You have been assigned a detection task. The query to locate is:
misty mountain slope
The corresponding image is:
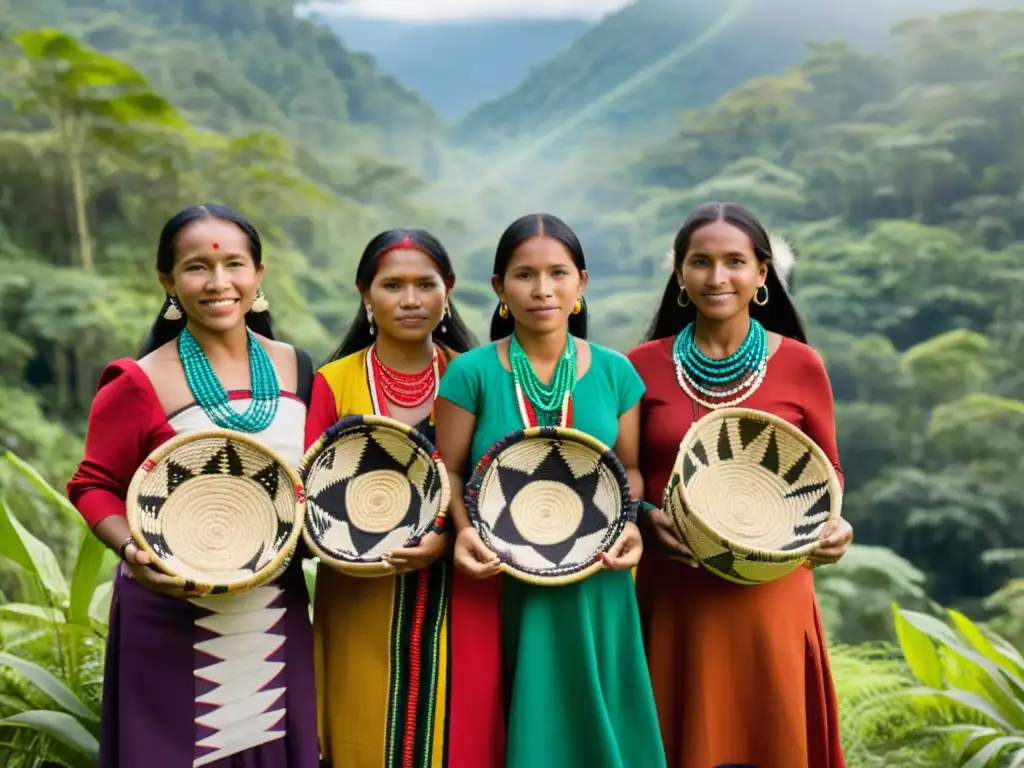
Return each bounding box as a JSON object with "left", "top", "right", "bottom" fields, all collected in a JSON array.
[
  {"left": 452, "top": 0, "right": 1022, "bottom": 154},
  {"left": 317, "top": 16, "right": 590, "bottom": 118},
  {"left": 4, "top": 0, "right": 442, "bottom": 156}
]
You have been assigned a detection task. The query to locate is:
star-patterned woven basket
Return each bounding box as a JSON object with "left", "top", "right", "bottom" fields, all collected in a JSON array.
[
  {"left": 466, "top": 426, "right": 631, "bottom": 586},
  {"left": 300, "top": 415, "right": 450, "bottom": 576},
  {"left": 664, "top": 407, "right": 842, "bottom": 585},
  {"left": 126, "top": 429, "right": 306, "bottom": 596}
]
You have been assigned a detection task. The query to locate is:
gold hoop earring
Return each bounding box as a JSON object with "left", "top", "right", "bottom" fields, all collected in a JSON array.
[
  {"left": 572, "top": 297, "right": 583, "bottom": 315},
  {"left": 498, "top": 303, "right": 509, "bottom": 319},
  {"left": 753, "top": 284, "right": 769, "bottom": 306},
  {"left": 676, "top": 287, "right": 690, "bottom": 308}
]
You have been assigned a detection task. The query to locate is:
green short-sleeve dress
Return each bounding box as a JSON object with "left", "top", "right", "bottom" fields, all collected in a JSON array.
[{"left": 438, "top": 341, "right": 666, "bottom": 768}]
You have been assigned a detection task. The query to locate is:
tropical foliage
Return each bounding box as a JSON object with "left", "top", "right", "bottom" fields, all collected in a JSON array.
[{"left": 1, "top": 1, "right": 1023, "bottom": 765}]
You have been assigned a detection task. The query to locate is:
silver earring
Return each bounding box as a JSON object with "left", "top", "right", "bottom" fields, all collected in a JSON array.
[
  {"left": 366, "top": 305, "right": 375, "bottom": 335},
  {"left": 163, "top": 295, "right": 182, "bottom": 320},
  {"left": 440, "top": 301, "right": 449, "bottom": 334}
]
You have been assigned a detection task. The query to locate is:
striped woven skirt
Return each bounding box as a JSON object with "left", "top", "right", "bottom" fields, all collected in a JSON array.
[{"left": 313, "top": 558, "right": 450, "bottom": 767}]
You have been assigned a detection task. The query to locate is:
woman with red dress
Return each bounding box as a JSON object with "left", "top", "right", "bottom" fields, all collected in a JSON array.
[{"left": 626, "top": 202, "right": 855, "bottom": 768}]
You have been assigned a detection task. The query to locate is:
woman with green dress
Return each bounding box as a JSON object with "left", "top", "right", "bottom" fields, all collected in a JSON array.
[{"left": 434, "top": 213, "right": 666, "bottom": 768}]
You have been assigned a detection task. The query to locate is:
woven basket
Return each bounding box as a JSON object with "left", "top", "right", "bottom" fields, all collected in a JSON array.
[
  {"left": 664, "top": 407, "right": 842, "bottom": 585},
  {"left": 126, "top": 429, "right": 305, "bottom": 596},
  {"left": 466, "top": 426, "right": 630, "bottom": 586},
  {"left": 300, "top": 415, "right": 450, "bottom": 576}
]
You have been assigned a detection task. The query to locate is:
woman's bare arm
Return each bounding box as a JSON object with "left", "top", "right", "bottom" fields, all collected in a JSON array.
[
  {"left": 434, "top": 396, "right": 477, "bottom": 532},
  {"left": 613, "top": 402, "right": 644, "bottom": 502}
]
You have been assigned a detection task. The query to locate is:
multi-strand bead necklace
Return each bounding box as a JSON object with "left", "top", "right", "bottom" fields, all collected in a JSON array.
[
  {"left": 672, "top": 319, "right": 768, "bottom": 409},
  {"left": 178, "top": 327, "right": 280, "bottom": 432},
  {"left": 509, "top": 333, "right": 576, "bottom": 428}
]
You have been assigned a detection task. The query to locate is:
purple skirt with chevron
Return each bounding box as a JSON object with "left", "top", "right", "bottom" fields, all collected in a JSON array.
[{"left": 98, "top": 561, "right": 318, "bottom": 767}]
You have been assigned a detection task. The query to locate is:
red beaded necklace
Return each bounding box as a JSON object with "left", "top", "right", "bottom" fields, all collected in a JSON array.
[{"left": 369, "top": 344, "right": 438, "bottom": 409}]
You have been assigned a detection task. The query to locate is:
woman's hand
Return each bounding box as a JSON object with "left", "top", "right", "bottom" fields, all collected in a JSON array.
[
  {"left": 647, "top": 507, "right": 698, "bottom": 567},
  {"left": 808, "top": 517, "right": 854, "bottom": 566},
  {"left": 385, "top": 532, "right": 449, "bottom": 574},
  {"left": 453, "top": 527, "right": 501, "bottom": 579},
  {"left": 122, "top": 543, "right": 195, "bottom": 598},
  {"left": 600, "top": 522, "right": 643, "bottom": 570}
]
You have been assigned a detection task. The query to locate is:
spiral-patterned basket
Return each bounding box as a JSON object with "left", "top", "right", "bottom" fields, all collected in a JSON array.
[
  {"left": 466, "top": 426, "right": 630, "bottom": 586},
  {"left": 126, "top": 429, "right": 305, "bottom": 596},
  {"left": 664, "top": 407, "right": 842, "bottom": 585},
  {"left": 300, "top": 415, "right": 450, "bottom": 576}
]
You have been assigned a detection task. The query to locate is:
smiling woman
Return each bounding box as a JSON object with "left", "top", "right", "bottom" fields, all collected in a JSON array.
[
  {"left": 628, "top": 202, "right": 853, "bottom": 768},
  {"left": 66, "top": 203, "right": 320, "bottom": 767}
]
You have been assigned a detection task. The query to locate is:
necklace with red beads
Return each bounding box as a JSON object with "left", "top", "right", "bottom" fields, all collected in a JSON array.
[{"left": 367, "top": 343, "right": 439, "bottom": 412}]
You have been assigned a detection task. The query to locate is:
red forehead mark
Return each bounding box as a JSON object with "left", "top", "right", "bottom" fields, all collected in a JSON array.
[{"left": 212, "top": 242, "right": 219, "bottom": 249}]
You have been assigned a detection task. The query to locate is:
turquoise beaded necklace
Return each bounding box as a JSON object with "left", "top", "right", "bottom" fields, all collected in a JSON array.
[
  {"left": 672, "top": 319, "right": 768, "bottom": 409},
  {"left": 178, "top": 327, "right": 280, "bottom": 432},
  {"left": 509, "top": 333, "right": 576, "bottom": 427}
]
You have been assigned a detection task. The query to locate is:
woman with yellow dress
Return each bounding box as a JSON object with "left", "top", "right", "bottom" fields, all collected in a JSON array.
[{"left": 303, "top": 229, "right": 476, "bottom": 767}]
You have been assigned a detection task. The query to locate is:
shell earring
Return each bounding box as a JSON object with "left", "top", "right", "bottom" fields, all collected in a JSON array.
[
  {"left": 366, "top": 304, "right": 375, "bottom": 335},
  {"left": 251, "top": 288, "right": 269, "bottom": 313},
  {"left": 163, "top": 295, "right": 183, "bottom": 320}
]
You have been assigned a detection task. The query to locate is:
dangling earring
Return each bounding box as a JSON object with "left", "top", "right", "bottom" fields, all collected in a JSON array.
[
  {"left": 753, "top": 284, "right": 769, "bottom": 306},
  {"left": 498, "top": 302, "right": 509, "bottom": 319},
  {"left": 366, "top": 304, "right": 375, "bottom": 335},
  {"left": 572, "top": 297, "right": 583, "bottom": 315},
  {"left": 676, "top": 287, "right": 690, "bottom": 308},
  {"left": 251, "top": 288, "right": 269, "bottom": 313},
  {"left": 163, "top": 295, "right": 183, "bottom": 320},
  {"left": 440, "top": 301, "right": 450, "bottom": 334}
]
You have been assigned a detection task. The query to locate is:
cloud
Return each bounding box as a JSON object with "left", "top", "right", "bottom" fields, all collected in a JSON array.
[{"left": 297, "top": 0, "right": 631, "bottom": 22}]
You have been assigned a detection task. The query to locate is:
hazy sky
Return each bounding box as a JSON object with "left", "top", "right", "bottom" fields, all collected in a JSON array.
[{"left": 298, "top": 0, "right": 633, "bottom": 21}]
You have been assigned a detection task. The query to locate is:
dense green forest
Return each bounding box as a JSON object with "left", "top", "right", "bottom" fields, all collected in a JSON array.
[{"left": 1, "top": 0, "right": 1023, "bottom": 765}]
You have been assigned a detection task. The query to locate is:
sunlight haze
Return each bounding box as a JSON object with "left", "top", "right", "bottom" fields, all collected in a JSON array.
[{"left": 298, "top": 0, "right": 632, "bottom": 21}]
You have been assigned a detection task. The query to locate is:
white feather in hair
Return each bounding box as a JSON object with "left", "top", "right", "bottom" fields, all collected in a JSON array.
[{"left": 767, "top": 233, "right": 796, "bottom": 288}]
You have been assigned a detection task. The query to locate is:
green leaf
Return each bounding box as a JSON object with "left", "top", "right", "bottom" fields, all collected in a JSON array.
[
  {"left": 68, "top": 532, "right": 107, "bottom": 627},
  {"left": 0, "top": 652, "right": 97, "bottom": 722},
  {"left": 0, "top": 604, "right": 66, "bottom": 623},
  {"left": 897, "top": 608, "right": 1024, "bottom": 726},
  {"left": 893, "top": 605, "right": 944, "bottom": 688},
  {"left": 2, "top": 451, "right": 82, "bottom": 523},
  {"left": 949, "top": 608, "right": 1024, "bottom": 679},
  {"left": 88, "top": 580, "right": 113, "bottom": 627},
  {"left": 13, "top": 29, "right": 85, "bottom": 62},
  {"left": 963, "top": 736, "right": 1024, "bottom": 768},
  {"left": 0, "top": 495, "right": 69, "bottom": 600},
  {"left": 1, "top": 710, "right": 99, "bottom": 762}
]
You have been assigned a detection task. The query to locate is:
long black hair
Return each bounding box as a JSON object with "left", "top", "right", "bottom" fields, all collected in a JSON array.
[
  {"left": 489, "top": 213, "right": 589, "bottom": 341},
  {"left": 138, "top": 204, "right": 273, "bottom": 357},
  {"left": 642, "top": 202, "right": 807, "bottom": 343},
  {"left": 327, "top": 228, "right": 477, "bottom": 362}
]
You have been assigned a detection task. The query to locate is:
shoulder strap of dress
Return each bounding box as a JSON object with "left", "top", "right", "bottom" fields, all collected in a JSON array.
[{"left": 294, "top": 348, "right": 315, "bottom": 407}]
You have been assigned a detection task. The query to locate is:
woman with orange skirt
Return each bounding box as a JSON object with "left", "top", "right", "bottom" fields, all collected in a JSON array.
[{"left": 627, "top": 202, "right": 854, "bottom": 768}]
